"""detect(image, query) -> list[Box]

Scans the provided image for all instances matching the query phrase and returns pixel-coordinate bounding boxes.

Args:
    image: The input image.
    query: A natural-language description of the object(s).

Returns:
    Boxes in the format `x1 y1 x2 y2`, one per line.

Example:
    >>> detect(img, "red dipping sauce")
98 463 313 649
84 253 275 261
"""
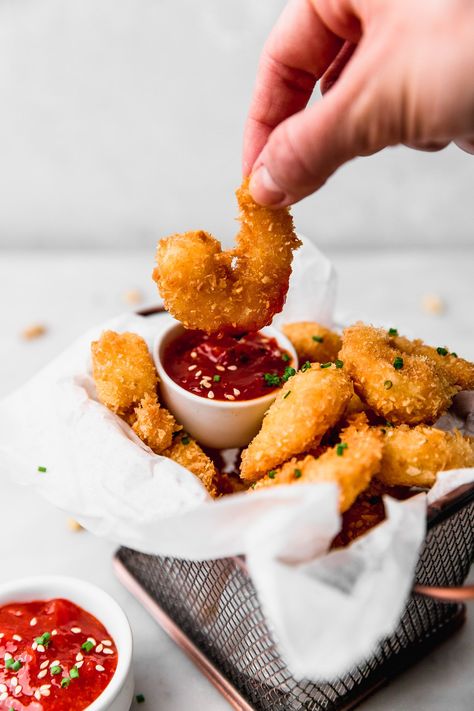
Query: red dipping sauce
163 330 294 401
0 598 117 710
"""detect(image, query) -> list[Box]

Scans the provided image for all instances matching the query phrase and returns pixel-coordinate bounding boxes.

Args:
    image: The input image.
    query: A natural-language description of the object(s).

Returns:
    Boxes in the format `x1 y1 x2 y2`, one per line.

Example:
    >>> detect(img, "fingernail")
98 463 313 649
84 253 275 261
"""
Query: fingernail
249 165 286 206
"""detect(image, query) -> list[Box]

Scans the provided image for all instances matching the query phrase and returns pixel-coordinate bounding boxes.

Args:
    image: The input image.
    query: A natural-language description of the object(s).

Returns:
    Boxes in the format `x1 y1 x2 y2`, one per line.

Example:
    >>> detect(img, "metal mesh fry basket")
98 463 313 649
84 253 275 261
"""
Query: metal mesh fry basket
114 483 474 711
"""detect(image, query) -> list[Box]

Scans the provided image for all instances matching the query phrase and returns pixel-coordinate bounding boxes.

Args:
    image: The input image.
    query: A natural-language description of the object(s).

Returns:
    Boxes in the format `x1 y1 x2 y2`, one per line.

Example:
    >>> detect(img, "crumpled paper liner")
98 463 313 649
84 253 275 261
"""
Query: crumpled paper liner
0 237 473 680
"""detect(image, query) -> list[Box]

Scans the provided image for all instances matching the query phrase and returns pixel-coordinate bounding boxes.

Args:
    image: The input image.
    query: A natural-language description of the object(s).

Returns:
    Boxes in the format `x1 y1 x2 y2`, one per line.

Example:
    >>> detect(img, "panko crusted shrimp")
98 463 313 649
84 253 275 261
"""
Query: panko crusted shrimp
340 323 457 425
254 418 384 512
378 424 474 488
281 322 342 365
392 334 474 391
132 392 179 454
163 433 219 498
153 178 301 333
240 364 353 482
91 331 158 418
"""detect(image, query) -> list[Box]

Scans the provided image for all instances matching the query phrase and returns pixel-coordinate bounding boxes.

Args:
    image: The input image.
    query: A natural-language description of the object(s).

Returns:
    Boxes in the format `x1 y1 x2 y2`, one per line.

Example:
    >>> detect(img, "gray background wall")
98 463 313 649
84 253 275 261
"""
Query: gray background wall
0 0 472 250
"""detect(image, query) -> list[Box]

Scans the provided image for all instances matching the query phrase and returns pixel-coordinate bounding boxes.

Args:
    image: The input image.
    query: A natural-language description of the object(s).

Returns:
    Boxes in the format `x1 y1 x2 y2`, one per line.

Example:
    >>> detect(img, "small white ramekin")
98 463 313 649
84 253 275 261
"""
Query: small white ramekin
0 576 134 711
154 322 298 449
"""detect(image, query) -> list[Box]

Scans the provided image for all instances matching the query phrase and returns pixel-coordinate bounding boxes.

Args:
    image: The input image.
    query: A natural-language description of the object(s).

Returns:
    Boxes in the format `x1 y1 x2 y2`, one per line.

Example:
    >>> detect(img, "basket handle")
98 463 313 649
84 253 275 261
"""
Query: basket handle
414 583 474 602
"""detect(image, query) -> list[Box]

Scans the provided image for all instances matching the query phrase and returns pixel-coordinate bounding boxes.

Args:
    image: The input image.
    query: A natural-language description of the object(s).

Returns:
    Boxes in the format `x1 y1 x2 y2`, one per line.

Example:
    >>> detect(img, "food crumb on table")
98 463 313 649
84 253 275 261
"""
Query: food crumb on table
123 288 143 305
421 293 445 315
67 517 83 532
20 323 47 340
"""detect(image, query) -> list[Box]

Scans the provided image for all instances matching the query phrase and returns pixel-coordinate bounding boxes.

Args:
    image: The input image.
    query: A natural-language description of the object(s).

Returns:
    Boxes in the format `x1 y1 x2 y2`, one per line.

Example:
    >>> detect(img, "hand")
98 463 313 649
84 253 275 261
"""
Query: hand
243 0 474 206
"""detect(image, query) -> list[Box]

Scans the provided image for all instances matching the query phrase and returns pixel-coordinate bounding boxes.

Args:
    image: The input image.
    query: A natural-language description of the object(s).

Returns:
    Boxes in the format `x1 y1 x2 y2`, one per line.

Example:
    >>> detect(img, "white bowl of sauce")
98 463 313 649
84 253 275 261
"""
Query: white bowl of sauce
0 576 133 710
154 322 298 449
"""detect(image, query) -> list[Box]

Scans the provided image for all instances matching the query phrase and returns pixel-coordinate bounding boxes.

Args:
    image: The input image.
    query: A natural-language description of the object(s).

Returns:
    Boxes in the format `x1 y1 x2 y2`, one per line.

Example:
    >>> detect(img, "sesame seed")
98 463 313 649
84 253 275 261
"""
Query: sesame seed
87 637 96 645
207 391 215 399
12 634 22 642
76 653 83 662
190 351 197 358
102 640 112 646
233 388 240 396
0 684 6 693
50 660 60 668
38 670 48 679
224 394 235 400
35 690 42 701
14 685 22 696
0 692 7 702
40 661 49 670
4 653 12 660
95 644 104 653
30 617 38 627
195 370 202 377
41 688 51 697
95 664 105 672
0 633 3 639
227 365 237 371
11 677 18 687
216 365 225 372
188 365 197 371
102 648 114 655
200 381 211 388
51 629 58 636
40 684 51 690
71 627 81 634
37 644 45 653
75 660 84 668
31 642 38 650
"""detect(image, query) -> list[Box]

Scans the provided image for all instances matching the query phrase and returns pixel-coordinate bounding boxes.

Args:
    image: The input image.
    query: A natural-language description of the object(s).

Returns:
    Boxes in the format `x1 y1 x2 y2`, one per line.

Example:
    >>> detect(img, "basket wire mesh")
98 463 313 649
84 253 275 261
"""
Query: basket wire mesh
115 484 474 711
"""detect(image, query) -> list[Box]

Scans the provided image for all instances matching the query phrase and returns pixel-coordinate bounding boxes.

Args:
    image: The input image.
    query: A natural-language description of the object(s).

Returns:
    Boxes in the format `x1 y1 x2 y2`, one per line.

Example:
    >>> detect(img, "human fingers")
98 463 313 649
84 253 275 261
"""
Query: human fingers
242 0 343 176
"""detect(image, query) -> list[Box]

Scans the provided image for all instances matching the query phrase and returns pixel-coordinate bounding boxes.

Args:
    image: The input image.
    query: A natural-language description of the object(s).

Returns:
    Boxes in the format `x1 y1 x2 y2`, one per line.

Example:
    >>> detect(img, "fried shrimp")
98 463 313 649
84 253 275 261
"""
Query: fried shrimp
378 424 474 488
340 323 457 425
281 322 342 364
392 335 474 391
153 178 301 333
240 364 353 482
91 331 158 417
132 393 178 454
163 433 219 498
254 419 383 512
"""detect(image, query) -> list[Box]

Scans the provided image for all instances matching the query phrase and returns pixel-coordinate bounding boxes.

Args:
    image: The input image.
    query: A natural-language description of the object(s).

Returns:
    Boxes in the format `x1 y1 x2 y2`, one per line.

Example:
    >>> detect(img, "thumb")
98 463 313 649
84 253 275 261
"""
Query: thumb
249 60 378 206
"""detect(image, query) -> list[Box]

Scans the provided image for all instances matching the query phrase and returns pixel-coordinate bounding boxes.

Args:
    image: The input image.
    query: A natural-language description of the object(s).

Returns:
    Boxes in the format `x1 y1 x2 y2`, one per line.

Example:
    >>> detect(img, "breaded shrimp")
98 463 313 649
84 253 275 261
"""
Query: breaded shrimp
340 323 457 425
132 393 178 454
91 331 158 417
281 321 342 364
153 178 301 333
254 420 384 512
163 433 219 498
378 424 474 488
240 364 353 482
392 335 474 391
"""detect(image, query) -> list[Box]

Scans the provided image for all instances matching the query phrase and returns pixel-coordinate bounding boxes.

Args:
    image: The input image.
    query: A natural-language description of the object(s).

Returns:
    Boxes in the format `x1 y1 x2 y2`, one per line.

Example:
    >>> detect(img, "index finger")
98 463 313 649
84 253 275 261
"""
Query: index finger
242 0 343 175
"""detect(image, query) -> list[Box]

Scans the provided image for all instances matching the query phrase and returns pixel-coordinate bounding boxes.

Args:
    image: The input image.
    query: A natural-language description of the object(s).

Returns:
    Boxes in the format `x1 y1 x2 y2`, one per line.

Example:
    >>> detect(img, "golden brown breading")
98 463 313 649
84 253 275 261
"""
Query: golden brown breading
393 335 474 391
240 364 353 482
340 322 457 425
132 393 178 454
378 424 474 488
91 331 158 417
281 321 342 364
163 433 219 498
153 178 301 333
254 420 384 512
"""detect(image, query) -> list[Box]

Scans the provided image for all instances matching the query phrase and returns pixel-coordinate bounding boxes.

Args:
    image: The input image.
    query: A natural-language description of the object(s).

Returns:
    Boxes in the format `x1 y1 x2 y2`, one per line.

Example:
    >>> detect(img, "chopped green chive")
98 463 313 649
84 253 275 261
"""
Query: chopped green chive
5 658 15 670
300 361 311 372
69 666 80 679
281 353 290 362
320 362 332 369
10 660 22 672
263 373 281 387
385 420 394 427
136 695 146 704
283 390 291 399
393 357 404 370
268 470 277 479
336 442 348 456
213 374 221 382
334 359 344 369
388 328 398 337
451 352 458 358
294 468 302 479
312 335 324 343
81 640 94 652
282 366 296 382
61 677 71 688
51 665 62 675
35 632 51 647
436 347 449 356
181 435 190 445
37 466 47 473
380 428 387 435
384 380 393 390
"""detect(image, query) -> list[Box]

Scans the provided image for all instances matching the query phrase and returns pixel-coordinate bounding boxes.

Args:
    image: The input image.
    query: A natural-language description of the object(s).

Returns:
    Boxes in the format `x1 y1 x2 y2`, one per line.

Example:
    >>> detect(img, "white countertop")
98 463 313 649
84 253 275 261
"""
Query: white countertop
0 247 473 710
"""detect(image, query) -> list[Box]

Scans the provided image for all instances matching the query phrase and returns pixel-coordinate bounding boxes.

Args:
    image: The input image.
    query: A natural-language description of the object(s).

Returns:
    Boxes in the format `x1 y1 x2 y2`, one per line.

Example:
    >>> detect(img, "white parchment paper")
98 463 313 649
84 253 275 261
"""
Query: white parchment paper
0 237 473 680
